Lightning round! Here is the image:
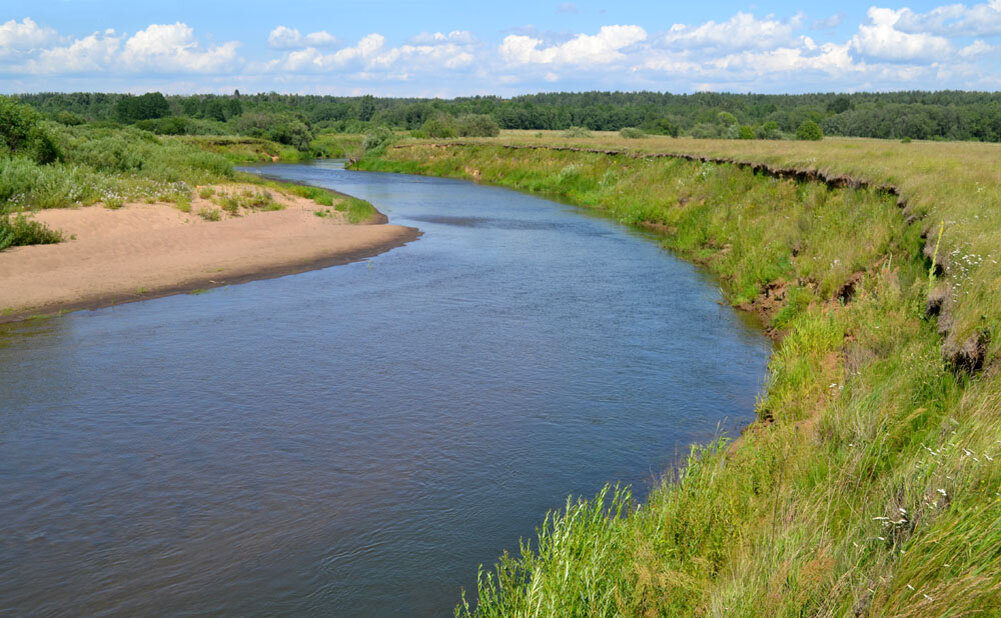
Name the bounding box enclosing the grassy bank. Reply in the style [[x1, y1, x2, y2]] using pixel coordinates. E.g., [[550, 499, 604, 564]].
[[354, 138, 1001, 615]]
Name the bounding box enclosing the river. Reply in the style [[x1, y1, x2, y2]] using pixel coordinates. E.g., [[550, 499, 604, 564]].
[[0, 161, 770, 616]]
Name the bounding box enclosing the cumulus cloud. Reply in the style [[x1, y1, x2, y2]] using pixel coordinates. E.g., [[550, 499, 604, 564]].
[[272, 32, 476, 78], [267, 26, 338, 49], [500, 25, 646, 65], [895, 1, 1001, 37], [0, 17, 59, 57], [20, 22, 240, 74], [662, 12, 804, 51], [851, 8, 953, 61]]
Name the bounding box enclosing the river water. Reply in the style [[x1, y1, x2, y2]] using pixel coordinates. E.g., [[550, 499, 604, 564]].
[[0, 161, 770, 616]]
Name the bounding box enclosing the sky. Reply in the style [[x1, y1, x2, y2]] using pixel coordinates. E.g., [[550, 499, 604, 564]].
[[1, 0, 999, 96]]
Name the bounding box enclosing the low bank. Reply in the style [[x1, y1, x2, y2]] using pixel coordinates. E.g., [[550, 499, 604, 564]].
[[354, 142, 1000, 616], [0, 186, 419, 322]]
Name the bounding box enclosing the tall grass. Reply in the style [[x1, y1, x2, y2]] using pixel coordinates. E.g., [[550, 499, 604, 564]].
[[0, 213, 63, 251], [358, 141, 1001, 616]]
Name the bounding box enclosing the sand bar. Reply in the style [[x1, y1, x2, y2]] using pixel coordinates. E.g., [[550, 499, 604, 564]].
[[0, 187, 420, 321]]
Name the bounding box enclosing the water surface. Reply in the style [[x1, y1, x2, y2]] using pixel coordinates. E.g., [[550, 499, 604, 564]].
[[0, 161, 770, 616]]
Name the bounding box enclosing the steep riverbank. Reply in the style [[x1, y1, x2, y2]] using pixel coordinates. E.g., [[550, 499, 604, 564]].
[[354, 142, 1000, 615]]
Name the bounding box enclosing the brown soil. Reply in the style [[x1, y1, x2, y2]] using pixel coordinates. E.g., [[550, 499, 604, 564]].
[[0, 185, 420, 321]]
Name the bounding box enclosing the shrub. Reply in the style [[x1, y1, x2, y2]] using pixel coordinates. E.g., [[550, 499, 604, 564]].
[[758, 121, 782, 140], [363, 127, 396, 155], [562, 126, 592, 138], [717, 111, 738, 126], [456, 114, 500, 137], [0, 97, 62, 164], [796, 120, 824, 141], [738, 125, 756, 140], [619, 127, 646, 139], [422, 114, 458, 138], [0, 212, 63, 250]]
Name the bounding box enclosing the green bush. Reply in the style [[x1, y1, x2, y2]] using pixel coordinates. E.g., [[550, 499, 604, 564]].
[[422, 114, 458, 138], [619, 127, 646, 139], [0, 212, 63, 250], [758, 121, 782, 140], [717, 111, 738, 126], [738, 125, 756, 140], [796, 120, 824, 141], [0, 97, 62, 164], [562, 126, 592, 138], [456, 114, 500, 137], [363, 127, 396, 155]]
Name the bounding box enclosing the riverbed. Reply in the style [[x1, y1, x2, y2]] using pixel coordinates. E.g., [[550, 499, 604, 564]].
[[0, 161, 770, 616]]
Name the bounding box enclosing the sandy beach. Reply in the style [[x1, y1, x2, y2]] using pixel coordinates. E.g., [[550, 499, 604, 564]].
[[0, 186, 420, 321]]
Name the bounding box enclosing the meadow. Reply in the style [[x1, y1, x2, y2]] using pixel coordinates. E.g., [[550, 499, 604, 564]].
[[354, 133, 1001, 616]]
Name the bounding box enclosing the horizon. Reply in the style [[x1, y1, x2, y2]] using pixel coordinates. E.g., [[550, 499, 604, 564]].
[[2, 0, 1000, 96]]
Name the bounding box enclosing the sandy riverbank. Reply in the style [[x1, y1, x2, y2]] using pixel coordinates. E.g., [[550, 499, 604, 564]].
[[0, 186, 420, 321]]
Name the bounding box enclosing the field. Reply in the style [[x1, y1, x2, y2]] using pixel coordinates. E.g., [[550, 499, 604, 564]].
[[355, 132, 1001, 616]]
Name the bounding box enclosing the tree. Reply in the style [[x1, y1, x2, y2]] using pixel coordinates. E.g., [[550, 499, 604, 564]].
[[796, 120, 824, 141], [115, 92, 170, 123], [738, 125, 756, 139], [0, 96, 61, 164]]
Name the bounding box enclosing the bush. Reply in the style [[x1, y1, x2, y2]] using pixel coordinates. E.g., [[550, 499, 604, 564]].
[[562, 126, 592, 138], [717, 111, 738, 126], [795, 120, 824, 141], [651, 118, 679, 137], [422, 114, 458, 139], [0, 212, 63, 251], [619, 127, 646, 139], [758, 121, 782, 140], [738, 125, 756, 140], [363, 127, 396, 155], [136, 116, 189, 135], [0, 97, 62, 164], [456, 114, 500, 137]]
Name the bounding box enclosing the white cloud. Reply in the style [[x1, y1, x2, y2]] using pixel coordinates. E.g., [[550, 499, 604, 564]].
[[272, 32, 476, 78], [663, 12, 804, 51], [895, 2, 1001, 37], [21, 22, 240, 75], [959, 39, 995, 56], [120, 23, 240, 73], [0, 17, 59, 58], [267, 26, 338, 49], [500, 25, 646, 66], [851, 8, 953, 61], [28, 30, 121, 73]]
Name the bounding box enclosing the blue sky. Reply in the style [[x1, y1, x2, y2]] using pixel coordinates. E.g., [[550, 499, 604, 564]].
[[1, 0, 999, 95]]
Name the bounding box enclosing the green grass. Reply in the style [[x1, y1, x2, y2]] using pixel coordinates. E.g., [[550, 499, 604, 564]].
[[356, 140, 1001, 616]]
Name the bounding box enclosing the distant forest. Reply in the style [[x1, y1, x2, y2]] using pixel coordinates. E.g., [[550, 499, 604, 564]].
[[18, 90, 1001, 143]]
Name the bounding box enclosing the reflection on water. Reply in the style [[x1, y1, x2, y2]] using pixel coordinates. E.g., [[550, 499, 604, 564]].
[[0, 161, 770, 617]]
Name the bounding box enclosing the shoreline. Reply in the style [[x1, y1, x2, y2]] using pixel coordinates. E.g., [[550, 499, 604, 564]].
[[1, 189, 420, 324]]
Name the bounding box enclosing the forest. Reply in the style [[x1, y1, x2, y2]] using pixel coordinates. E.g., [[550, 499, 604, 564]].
[[16, 90, 1001, 145]]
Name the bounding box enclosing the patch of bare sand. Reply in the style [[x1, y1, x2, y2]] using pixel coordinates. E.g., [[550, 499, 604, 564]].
[[1, 185, 420, 320]]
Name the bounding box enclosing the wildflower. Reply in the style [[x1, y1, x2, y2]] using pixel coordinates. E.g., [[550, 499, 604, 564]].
[[937, 488, 947, 496]]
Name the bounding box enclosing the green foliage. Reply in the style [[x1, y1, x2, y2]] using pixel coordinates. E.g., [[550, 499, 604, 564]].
[[717, 111, 739, 126], [562, 126, 592, 138], [738, 125, 756, 140], [422, 114, 458, 138], [619, 127, 646, 139], [114, 92, 170, 123], [0, 96, 61, 164], [456, 114, 500, 137], [363, 126, 396, 154], [796, 120, 824, 141], [0, 212, 63, 250], [758, 120, 782, 140]]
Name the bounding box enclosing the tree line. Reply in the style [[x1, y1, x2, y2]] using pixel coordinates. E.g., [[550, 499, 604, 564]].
[[17, 90, 1001, 142]]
